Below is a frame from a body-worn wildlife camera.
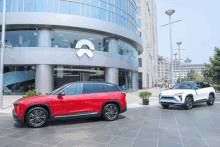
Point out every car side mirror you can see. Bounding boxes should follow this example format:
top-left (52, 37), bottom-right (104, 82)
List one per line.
top-left (57, 92), bottom-right (65, 98)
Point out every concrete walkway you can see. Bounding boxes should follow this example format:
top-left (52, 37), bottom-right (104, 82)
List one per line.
top-left (0, 88), bottom-right (163, 114)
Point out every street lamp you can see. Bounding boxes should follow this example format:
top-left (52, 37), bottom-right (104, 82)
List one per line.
top-left (174, 53), bottom-right (177, 83)
top-left (165, 9), bottom-right (175, 86)
top-left (0, 0), bottom-right (14, 109)
top-left (176, 42), bottom-right (182, 81)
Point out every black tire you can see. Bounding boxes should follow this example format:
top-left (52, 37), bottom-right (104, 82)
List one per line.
top-left (184, 97), bottom-right (193, 110)
top-left (162, 104), bottom-right (169, 108)
top-left (103, 104), bottom-right (119, 121)
top-left (26, 107), bottom-right (48, 128)
top-left (207, 94), bottom-right (215, 106)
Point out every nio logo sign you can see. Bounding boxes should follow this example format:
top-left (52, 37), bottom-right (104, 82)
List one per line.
top-left (76, 39), bottom-right (95, 58)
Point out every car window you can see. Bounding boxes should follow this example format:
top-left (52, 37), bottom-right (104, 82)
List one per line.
top-left (204, 82), bottom-right (210, 87)
top-left (101, 84), bottom-right (121, 92)
top-left (84, 84), bottom-right (101, 94)
top-left (194, 82), bottom-right (201, 89)
top-left (171, 82), bottom-right (194, 89)
top-left (63, 84), bottom-right (83, 96)
top-left (200, 82), bottom-right (206, 88)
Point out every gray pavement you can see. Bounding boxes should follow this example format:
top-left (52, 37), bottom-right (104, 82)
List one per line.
top-left (0, 93), bottom-right (219, 147)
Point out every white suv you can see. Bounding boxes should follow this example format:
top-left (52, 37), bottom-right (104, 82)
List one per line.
top-left (159, 81), bottom-right (216, 110)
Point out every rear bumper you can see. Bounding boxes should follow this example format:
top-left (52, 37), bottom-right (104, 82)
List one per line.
top-left (120, 104), bottom-right (127, 113)
top-left (12, 109), bottom-right (24, 123)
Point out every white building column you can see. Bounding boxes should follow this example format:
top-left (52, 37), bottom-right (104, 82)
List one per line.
top-left (37, 29), bottom-right (52, 47)
top-left (105, 68), bottom-right (118, 85)
top-left (132, 71), bottom-right (138, 92)
top-left (35, 65), bottom-right (54, 94)
top-left (108, 38), bottom-right (118, 54)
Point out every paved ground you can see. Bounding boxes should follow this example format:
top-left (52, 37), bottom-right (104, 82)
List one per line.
top-left (0, 94), bottom-right (219, 147)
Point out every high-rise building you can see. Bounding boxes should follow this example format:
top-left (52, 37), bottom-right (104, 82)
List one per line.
top-left (137, 0), bottom-right (158, 89)
top-left (157, 55), bottom-right (171, 84)
top-left (0, 0), bottom-right (144, 95)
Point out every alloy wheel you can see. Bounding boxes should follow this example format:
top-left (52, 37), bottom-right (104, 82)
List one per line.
top-left (105, 105), bottom-right (118, 120)
top-left (185, 97), bottom-right (193, 110)
top-left (207, 95), bottom-right (215, 106)
top-left (29, 110), bottom-right (46, 126)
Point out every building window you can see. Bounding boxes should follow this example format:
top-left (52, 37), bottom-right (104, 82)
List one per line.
top-left (137, 19), bottom-right (141, 28)
top-left (137, 0), bottom-right (141, 3)
top-left (25, 0), bottom-right (35, 12)
top-left (36, 0), bottom-right (47, 12)
top-left (100, 8), bottom-right (107, 21)
top-left (138, 58), bottom-right (142, 67)
top-left (91, 0), bottom-right (99, 6)
top-left (138, 32), bottom-right (141, 37)
top-left (137, 6), bottom-right (141, 15)
top-left (91, 6), bottom-right (99, 19)
top-left (70, 2), bottom-right (80, 16)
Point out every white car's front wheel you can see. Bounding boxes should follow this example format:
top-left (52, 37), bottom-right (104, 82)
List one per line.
top-left (184, 97), bottom-right (193, 110)
top-left (207, 94), bottom-right (215, 106)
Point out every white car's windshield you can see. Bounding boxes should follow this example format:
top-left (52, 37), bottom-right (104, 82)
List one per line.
top-left (171, 82), bottom-right (195, 89)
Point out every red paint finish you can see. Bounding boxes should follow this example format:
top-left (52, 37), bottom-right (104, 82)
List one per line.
top-left (13, 87), bottom-right (127, 121)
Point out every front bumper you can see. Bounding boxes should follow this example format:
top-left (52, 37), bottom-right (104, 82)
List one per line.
top-left (12, 109), bottom-right (24, 123)
top-left (159, 96), bottom-right (185, 106)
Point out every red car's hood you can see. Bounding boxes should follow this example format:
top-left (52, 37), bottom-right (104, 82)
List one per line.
top-left (17, 95), bottom-right (49, 101)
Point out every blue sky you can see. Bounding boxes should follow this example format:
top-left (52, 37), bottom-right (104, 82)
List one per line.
top-left (156, 0), bottom-right (220, 64)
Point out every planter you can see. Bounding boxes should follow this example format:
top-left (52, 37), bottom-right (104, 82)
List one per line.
top-left (142, 99), bottom-right (149, 105)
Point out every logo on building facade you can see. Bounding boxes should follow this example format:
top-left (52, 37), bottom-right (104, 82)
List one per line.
top-left (76, 39), bottom-right (95, 58)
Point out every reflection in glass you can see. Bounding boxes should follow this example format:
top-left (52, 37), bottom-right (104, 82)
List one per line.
top-left (86, 5), bottom-right (90, 17)
top-left (100, 9), bottom-right (107, 21)
top-left (81, 0), bottom-right (90, 4)
top-left (70, 2), bottom-right (80, 16)
top-left (60, 1), bottom-right (70, 14)
top-left (36, 0), bottom-right (47, 12)
top-left (25, 0), bottom-right (35, 12)
top-left (54, 0), bottom-right (58, 13)
top-left (91, 6), bottom-right (99, 19)
top-left (6, 0), bottom-right (11, 12)
top-left (3, 66), bottom-right (36, 95)
top-left (81, 4), bottom-right (85, 16)
top-left (13, 0), bottom-right (18, 12)
top-left (100, 1), bottom-right (107, 9)
top-left (48, 0), bottom-right (53, 12)
top-left (18, 0), bottom-right (23, 12)
top-left (91, 0), bottom-right (99, 6)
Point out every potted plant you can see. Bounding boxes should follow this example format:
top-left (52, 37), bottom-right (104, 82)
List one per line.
top-left (139, 91), bottom-right (152, 105)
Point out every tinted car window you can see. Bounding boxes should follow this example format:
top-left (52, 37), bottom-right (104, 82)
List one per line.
top-left (63, 84), bottom-right (83, 96)
top-left (194, 82), bottom-right (201, 89)
top-left (200, 82), bottom-right (206, 88)
top-left (101, 84), bottom-right (121, 92)
top-left (204, 82), bottom-right (210, 87)
top-left (84, 84), bottom-right (101, 94)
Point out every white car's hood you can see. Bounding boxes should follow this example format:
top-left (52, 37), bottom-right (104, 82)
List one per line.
top-left (161, 89), bottom-right (192, 96)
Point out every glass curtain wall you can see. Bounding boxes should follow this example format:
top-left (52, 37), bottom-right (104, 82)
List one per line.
top-left (118, 69), bottom-right (132, 91)
top-left (3, 66), bottom-right (36, 95)
top-left (54, 65), bottom-right (105, 90)
top-left (118, 40), bottom-right (138, 59)
top-left (0, 0), bottom-right (137, 32)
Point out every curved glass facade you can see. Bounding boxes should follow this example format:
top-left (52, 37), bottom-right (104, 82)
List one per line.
top-left (0, 0), bottom-right (137, 32)
top-left (0, 29), bottom-right (138, 59)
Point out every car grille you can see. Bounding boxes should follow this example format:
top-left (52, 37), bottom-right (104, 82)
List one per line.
top-left (161, 97), bottom-right (175, 100)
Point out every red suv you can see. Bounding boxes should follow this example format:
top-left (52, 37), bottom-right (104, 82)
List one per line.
top-left (13, 82), bottom-right (127, 128)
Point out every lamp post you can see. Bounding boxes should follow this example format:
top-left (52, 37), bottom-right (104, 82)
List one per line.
top-left (174, 53), bottom-right (177, 83)
top-left (165, 9), bottom-right (175, 86)
top-left (176, 42), bottom-right (182, 81)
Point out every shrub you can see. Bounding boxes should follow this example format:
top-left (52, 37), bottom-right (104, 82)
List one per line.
top-left (165, 85), bottom-right (167, 88)
top-left (212, 85), bottom-right (220, 92)
top-left (139, 91), bottom-right (152, 99)
top-left (23, 90), bottom-right (42, 98)
top-left (161, 85), bottom-right (163, 88)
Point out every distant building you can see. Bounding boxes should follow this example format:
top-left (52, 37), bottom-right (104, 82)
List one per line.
top-left (157, 56), bottom-right (171, 84)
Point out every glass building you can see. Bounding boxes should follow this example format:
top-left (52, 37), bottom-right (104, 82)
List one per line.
top-left (1, 0), bottom-right (143, 95)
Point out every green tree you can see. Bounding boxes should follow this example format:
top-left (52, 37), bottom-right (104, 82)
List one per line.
top-left (202, 47), bottom-right (220, 85)
top-left (185, 69), bottom-right (205, 81)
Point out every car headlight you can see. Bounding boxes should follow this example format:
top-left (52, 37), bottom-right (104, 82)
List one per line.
top-left (159, 93), bottom-right (162, 99)
top-left (174, 93), bottom-right (183, 101)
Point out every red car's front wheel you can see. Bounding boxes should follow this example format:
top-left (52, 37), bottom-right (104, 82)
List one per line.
top-left (26, 107), bottom-right (48, 128)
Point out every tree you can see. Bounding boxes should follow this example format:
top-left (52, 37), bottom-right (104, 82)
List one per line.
top-left (185, 69), bottom-right (205, 81)
top-left (202, 47), bottom-right (220, 85)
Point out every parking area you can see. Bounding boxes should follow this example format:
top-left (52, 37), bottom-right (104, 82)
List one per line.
top-left (0, 94), bottom-right (220, 147)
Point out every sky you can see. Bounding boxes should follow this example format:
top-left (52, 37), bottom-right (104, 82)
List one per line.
top-left (156, 0), bottom-right (220, 64)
